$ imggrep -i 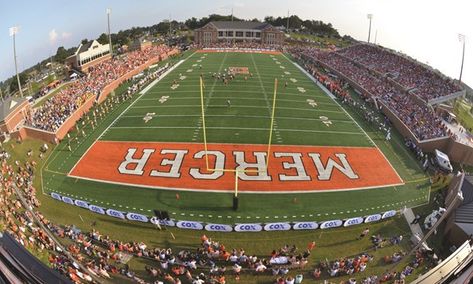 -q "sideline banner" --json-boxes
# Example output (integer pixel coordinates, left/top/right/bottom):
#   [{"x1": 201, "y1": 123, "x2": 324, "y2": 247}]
[
  {"x1": 205, "y1": 223, "x2": 233, "y2": 232},
  {"x1": 320, "y1": 220, "x2": 343, "y2": 229},
  {"x1": 48, "y1": 192, "x2": 401, "y2": 232},
  {"x1": 344, "y1": 217, "x2": 364, "y2": 227},
  {"x1": 106, "y1": 209, "x2": 126, "y2": 219},
  {"x1": 264, "y1": 223, "x2": 291, "y2": 231},
  {"x1": 293, "y1": 222, "x2": 319, "y2": 230},
  {"x1": 234, "y1": 223, "x2": 263, "y2": 232},
  {"x1": 176, "y1": 221, "x2": 203, "y2": 230}
]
